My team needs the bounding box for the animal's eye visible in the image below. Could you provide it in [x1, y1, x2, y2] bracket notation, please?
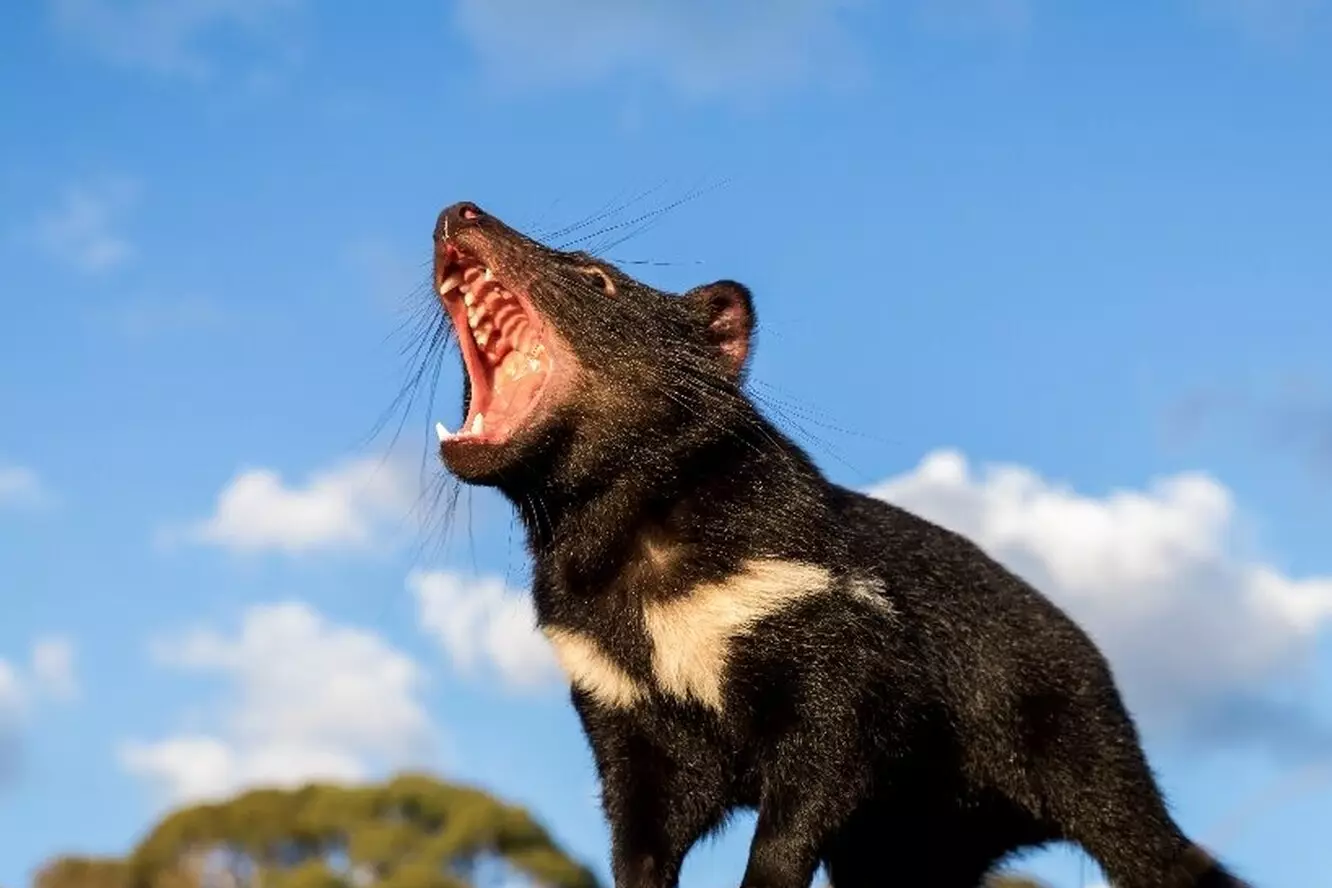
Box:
[575, 265, 616, 297]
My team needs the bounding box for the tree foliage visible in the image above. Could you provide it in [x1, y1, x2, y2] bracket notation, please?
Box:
[36, 774, 600, 888]
[34, 858, 129, 888]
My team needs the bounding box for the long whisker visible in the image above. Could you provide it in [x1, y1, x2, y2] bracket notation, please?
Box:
[556, 178, 729, 252]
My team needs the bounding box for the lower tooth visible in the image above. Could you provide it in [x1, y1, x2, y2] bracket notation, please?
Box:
[472, 414, 484, 434]
[436, 421, 450, 442]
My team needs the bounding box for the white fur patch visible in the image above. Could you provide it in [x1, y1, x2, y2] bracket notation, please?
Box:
[847, 576, 894, 613]
[642, 559, 833, 712]
[542, 626, 644, 709]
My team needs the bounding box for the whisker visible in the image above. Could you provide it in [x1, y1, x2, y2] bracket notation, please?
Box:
[540, 182, 671, 243]
[556, 178, 728, 252]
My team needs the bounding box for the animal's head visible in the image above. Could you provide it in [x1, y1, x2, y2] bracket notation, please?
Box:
[430, 201, 758, 495]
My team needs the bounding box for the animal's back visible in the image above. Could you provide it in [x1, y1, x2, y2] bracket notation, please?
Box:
[826, 485, 1247, 887]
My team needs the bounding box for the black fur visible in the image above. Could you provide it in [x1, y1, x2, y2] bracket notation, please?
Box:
[426, 202, 1251, 888]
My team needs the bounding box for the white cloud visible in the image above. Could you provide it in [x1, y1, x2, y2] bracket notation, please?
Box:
[121, 601, 435, 804]
[0, 636, 80, 784]
[182, 456, 418, 555]
[30, 637, 80, 701]
[0, 663, 20, 785]
[32, 177, 138, 273]
[871, 449, 1332, 752]
[0, 662, 22, 718]
[0, 637, 80, 714]
[451, 0, 867, 100]
[410, 570, 559, 690]
[48, 0, 306, 78]
[0, 465, 51, 510]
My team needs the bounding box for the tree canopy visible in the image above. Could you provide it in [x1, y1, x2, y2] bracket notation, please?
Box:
[35, 774, 600, 888]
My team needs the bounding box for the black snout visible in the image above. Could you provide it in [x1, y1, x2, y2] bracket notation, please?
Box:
[435, 201, 487, 241]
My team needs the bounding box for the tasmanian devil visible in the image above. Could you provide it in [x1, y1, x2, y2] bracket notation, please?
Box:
[424, 201, 1250, 888]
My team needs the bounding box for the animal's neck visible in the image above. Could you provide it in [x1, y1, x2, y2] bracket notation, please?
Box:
[514, 413, 834, 597]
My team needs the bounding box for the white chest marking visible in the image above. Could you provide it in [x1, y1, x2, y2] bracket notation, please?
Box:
[542, 626, 645, 709]
[642, 558, 833, 712]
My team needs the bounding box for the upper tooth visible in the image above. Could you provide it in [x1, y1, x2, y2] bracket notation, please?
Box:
[436, 422, 450, 442]
[483, 268, 494, 282]
[439, 272, 463, 295]
[476, 329, 489, 346]
[472, 414, 484, 434]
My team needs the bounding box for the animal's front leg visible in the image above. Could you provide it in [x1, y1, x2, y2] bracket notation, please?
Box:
[603, 762, 723, 888]
[576, 698, 727, 888]
[739, 751, 865, 888]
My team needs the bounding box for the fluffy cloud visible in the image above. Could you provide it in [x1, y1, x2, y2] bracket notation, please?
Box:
[31, 177, 139, 274]
[0, 464, 51, 510]
[121, 602, 435, 804]
[0, 636, 80, 785]
[872, 449, 1332, 754]
[451, 0, 866, 100]
[0, 663, 22, 714]
[410, 570, 558, 690]
[0, 663, 20, 786]
[0, 636, 79, 712]
[47, 0, 306, 78]
[29, 637, 79, 702]
[182, 456, 418, 555]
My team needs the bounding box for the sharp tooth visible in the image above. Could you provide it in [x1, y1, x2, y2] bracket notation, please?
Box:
[436, 421, 450, 442]
[439, 272, 463, 296]
[472, 414, 484, 434]
[476, 329, 489, 346]
[463, 292, 474, 307]
[484, 268, 494, 282]
[467, 309, 479, 328]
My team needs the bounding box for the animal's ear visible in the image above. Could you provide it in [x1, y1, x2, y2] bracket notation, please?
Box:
[685, 279, 756, 381]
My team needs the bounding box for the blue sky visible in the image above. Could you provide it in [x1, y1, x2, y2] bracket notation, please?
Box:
[3, 1, 1332, 886]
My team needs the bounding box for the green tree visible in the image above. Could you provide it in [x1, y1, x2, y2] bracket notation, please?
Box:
[34, 858, 129, 888]
[37, 773, 600, 888]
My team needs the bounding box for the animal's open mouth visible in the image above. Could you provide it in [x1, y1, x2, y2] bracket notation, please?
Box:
[435, 249, 553, 447]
